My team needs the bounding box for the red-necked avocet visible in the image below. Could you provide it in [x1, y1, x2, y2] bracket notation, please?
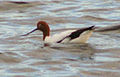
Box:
[22, 21, 95, 44]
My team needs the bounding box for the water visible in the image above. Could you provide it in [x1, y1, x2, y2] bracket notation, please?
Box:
[0, 0, 120, 77]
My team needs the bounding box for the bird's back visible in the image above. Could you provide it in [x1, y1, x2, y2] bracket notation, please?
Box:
[45, 26, 95, 44]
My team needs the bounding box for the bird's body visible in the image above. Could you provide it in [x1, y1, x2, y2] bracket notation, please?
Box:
[45, 29, 93, 44]
[22, 21, 95, 45]
[45, 30, 75, 43]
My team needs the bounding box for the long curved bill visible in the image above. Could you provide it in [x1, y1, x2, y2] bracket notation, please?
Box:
[21, 28, 38, 36]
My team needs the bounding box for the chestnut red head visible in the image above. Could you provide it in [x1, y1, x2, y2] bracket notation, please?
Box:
[22, 21, 50, 40]
[37, 21, 50, 40]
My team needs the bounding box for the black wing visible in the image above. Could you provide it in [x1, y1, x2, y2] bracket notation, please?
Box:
[57, 26, 95, 43]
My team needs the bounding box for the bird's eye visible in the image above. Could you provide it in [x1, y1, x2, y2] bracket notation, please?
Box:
[39, 24, 42, 26]
[37, 24, 42, 29]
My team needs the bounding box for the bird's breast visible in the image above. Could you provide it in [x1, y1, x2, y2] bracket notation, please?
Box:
[44, 30, 76, 43]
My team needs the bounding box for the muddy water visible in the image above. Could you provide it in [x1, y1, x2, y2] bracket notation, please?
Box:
[0, 0, 120, 77]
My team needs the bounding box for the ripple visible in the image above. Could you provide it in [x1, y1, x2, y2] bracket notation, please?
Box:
[79, 7, 120, 12]
[0, 0, 120, 77]
[80, 15, 120, 21]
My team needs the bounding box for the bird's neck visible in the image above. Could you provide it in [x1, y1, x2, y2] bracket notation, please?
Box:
[43, 30, 50, 40]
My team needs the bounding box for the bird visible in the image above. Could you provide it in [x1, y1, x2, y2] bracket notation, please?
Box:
[22, 21, 95, 45]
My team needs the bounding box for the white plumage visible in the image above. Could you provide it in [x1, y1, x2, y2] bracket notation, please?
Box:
[45, 30, 93, 44]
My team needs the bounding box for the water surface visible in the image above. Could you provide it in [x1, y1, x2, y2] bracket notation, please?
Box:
[0, 0, 120, 77]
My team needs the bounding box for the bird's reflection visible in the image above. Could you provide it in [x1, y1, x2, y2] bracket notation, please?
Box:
[49, 43, 96, 60]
